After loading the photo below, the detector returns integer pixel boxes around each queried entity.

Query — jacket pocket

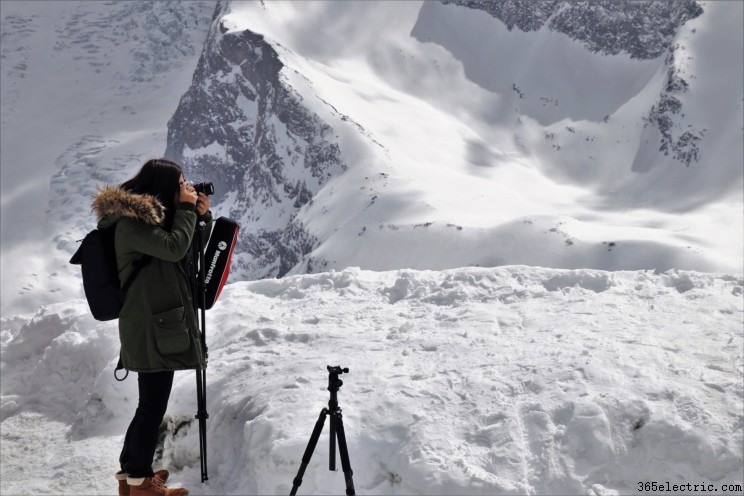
[152,306,190,354]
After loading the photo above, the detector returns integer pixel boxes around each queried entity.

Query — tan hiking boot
[116,471,170,496]
[128,475,188,496]
[116,471,128,496]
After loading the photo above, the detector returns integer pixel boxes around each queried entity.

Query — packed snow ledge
[1,266,742,495]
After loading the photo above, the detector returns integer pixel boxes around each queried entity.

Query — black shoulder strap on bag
[113,257,147,383]
[120,254,151,292]
[113,253,151,381]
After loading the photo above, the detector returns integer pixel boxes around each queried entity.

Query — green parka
[93,186,209,373]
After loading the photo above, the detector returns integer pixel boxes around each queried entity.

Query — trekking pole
[192,221,210,483]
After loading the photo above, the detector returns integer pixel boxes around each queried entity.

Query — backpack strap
[112,224,150,381]
[110,219,151,292]
[120,254,151,292]
[112,257,150,382]
[113,257,150,382]
[114,355,129,382]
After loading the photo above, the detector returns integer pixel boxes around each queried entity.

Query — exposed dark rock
[645,50,704,167]
[440,0,703,59]
[165,1,346,280]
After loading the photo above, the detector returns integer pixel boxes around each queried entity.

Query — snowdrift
[2,267,742,495]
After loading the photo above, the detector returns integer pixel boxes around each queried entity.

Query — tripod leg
[193,220,210,483]
[290,409,328,496]
[196,369,209,482]
[329,408,336,472]
[333,410,356,496]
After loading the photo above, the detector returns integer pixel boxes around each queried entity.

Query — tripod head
[327,365,349,393]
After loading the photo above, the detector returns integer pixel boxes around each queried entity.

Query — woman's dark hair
[121,158,183,229]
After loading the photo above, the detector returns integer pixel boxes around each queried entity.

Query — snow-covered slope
[0,0,215,314]
[2,267,742,495]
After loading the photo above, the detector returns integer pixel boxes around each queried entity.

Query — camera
[193,182,215,196]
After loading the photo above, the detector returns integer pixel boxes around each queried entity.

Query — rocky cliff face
[165,2,346,279]
[440,0,703,59]
[440,0,706,169]
[641,46,704,169]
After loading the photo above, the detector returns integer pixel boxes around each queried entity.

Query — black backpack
[70,225,150,321]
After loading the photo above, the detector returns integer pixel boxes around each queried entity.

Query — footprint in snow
[284,332,312,344]
[245,328,280,346]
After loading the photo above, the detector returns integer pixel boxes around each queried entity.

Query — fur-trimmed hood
[92,186,166,227]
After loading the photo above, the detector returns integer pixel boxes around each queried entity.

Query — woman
[92,159,211,496]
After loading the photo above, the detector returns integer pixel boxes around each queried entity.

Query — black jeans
[119,371,174,478]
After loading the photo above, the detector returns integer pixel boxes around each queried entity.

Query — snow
[2,267,743,495]
[1,1,743,495]
[0,0,214,314]
[219,0,743,277]
[184,141,230,163]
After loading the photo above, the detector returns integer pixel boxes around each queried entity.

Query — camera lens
[193,182,215,196]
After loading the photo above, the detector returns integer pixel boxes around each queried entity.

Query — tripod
[191,220,210,483]
[290,366,356,496]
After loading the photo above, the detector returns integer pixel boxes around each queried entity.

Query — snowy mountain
[165,0,742,284]
[164,15,346,279]
[1,0,742,313]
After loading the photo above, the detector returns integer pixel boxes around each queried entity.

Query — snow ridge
[2,266,742,494]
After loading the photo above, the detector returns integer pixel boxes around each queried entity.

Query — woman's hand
[179,182,198,204]
[196,192,211,216]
